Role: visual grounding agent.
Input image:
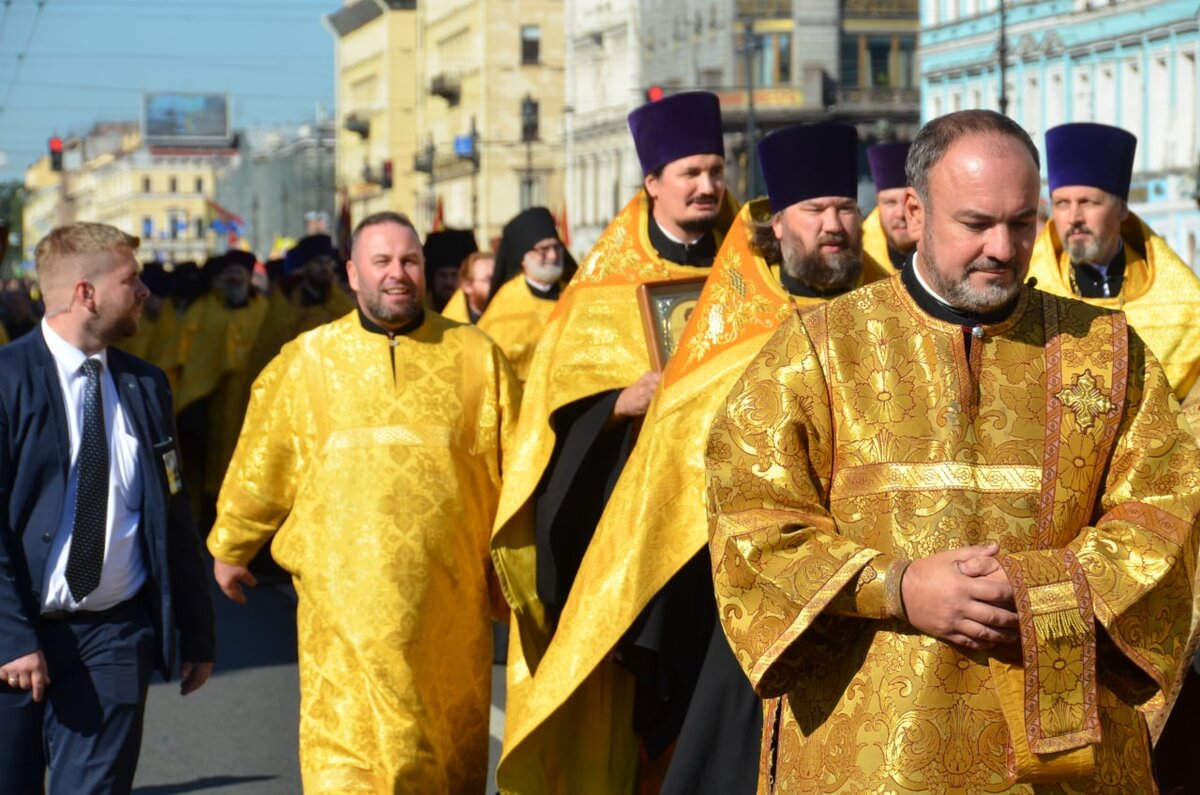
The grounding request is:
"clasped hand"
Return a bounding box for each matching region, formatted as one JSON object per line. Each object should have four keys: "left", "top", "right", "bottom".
{"left": 901, "top": 542, "right": 1019, "bottom": 651}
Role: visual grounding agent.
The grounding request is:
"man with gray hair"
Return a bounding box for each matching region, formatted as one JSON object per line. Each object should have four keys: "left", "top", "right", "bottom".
{"left": 0, "top": 222, "right": 214, "bottom": 793}
{"left": 706, "top": 110, "right": 1200, "bottom": 791}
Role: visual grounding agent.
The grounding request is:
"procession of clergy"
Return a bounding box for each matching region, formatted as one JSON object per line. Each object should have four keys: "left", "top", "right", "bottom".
{"left": 90, "top": 91, "right": 1200, "bottom": 793}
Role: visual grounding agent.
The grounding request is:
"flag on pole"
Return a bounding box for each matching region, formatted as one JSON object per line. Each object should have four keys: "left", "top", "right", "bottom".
{"left": 430, "top": 196, "right": 445, "bottom": 234}
{"left": 205, "top": 198, "right": 246, "bottom": 247}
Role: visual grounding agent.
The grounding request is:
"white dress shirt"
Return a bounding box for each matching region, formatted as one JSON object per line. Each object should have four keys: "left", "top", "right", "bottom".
{"left": 40, "top": 320, "right": 146, "bottom": 613}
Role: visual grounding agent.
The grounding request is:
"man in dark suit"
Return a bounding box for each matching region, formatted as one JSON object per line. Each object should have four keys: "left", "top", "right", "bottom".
{"left": 0, "top": 222, "right": 216, "bottom": 794}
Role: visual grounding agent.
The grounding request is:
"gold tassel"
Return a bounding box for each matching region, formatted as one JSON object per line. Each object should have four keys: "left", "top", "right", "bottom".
{"left": 1033, "top": 609, "right": 1090, "bottom": 643}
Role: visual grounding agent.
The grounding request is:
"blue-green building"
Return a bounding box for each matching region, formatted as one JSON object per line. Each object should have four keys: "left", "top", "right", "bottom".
{"left": 921, "top": 0, "right": 1200, "bottom": 270}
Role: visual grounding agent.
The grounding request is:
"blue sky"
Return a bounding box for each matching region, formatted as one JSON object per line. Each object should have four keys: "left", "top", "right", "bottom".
{"left": 0, "top": 0, "right": 335, "bottom": 183}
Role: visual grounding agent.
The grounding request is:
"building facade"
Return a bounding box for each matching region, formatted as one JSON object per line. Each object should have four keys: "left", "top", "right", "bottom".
{"left": 566, "top": 0, "right": 919, "bottom": 255}
{"left": 214, "top": 122, "right": 337, "bottom": 258}
{"left": 921, "top": 0, "right": 1200, "bottom": 269}
{"left": 325, "top": 0, "right": 421, "bottom": 224}
{"left": 326, "top": 0, "right": 567, "bottom": 247}
{"left": 22, "top": 122, "right": 235, "bottom": 264}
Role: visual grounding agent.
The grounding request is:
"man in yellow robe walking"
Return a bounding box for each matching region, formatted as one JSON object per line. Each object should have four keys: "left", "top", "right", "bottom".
{"left": 479, "top": 207, "right": 573, "bottom": 382}
{"left": 208, "top": 211, "right": 520, "bottom": 794}
{"left": 491, "top": 90, "right": 738, "bottom": 793}
{"left": 707, "top": 109, "right": 1200, "bottom": 793}
{"left": 1028, "top": 122, "right": 1200, "bottom": 400}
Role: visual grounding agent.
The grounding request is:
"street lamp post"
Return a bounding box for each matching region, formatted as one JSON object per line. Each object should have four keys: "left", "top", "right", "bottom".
{"left": 740, "top": 17, "right": 761, "bottom": 199}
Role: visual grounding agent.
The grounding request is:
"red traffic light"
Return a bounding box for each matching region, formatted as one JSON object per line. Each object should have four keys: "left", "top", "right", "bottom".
{"left": 49, "top": 136, "right": 63, "bottom": 154}
{"left": 645, "top": 85, "right": 665, "bottom": 102}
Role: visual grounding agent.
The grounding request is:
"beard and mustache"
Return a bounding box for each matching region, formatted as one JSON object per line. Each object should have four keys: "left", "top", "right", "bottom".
{"left": 921, "top": 230, "right": 1024, "bottom": 315}
{"left": 781, "top": 232, "right": 864, "bottom": 293}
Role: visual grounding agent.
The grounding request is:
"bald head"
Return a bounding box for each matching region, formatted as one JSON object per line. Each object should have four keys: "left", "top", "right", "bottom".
{"left": 35, "top": 223, "right": 140, "bottom": 306}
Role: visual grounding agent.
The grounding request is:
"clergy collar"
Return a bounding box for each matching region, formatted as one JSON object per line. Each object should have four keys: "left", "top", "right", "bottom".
{"left": 1070, "top": 246, "right": 1126, "bottom": 299}
{"left": 356, "top": 306, "right": 425, "bottom": 338}
{"left": 647, "top": 215, "right": 717, "bottom": 267}
{"left": 524, "top": 276, "right": 561, "bottom": 300}
{"left": 778, "top": 265, "right": 856, "bottom": 299}
{"left": 902, "top": 252, "right": 1020, "bottom": 327}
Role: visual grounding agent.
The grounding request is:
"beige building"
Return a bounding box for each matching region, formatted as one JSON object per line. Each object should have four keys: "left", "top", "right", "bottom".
{"left": 325, "top": 0, "right": 422, "bottom": 223}
{"left": 327, "top": 0, "right": 566, "bottom": 247}
{"left": 23, "top": 122, "right": 235, "bottom": 264}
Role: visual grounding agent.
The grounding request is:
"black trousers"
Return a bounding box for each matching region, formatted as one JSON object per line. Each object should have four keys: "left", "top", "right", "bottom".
{"left": 0, "top": 598, "right": 155, "bottom": 795}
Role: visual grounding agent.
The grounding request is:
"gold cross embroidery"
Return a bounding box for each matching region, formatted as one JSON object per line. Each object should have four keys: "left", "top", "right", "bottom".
{"left": 1056, "top": 369, "right": 1114, "bottom": 431}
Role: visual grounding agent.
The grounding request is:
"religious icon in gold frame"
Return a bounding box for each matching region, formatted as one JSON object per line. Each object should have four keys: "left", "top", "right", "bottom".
{"left": 637, "top": 276, "right": 708, "bottom": 372}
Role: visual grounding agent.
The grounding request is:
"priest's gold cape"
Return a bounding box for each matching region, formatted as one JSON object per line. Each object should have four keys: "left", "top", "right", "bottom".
{"left": 441, "top": 288, "right": 472, "bottom": 323}
{"left": 1028, "top": 211, "right": 1200, "bottom": 399}
{"left": 707, "top": 276, "right": 1200, "bottom": 793}
{"left": 477, "top": 276, "right": 559, "bottom": 382}
{"left": 208, "top": 311, "right": 520, "bottom": 794}
{"left": 489, "top": 189, "right": 737, "bottom": 792}
{"left": 861, "top": 206, "right": 902, "bottom": 276}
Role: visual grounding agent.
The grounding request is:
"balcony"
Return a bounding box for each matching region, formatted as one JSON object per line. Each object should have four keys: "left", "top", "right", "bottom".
{"left": 430, "top": 73, "right": 461, "bottom": 106}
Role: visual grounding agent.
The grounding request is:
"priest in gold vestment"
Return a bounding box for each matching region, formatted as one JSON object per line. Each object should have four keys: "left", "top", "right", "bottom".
{"left": 209, "top": 212, "right": 519, "bottom": 794}
{"left": 491, "top": 91, "right": 740, "bottom": 793}
{"left": 175, "top": 251, "right": 268, "bottom": 522}
{"left": 861, "top": 140, "right": 915, "bottom": 276}
{"left": 707, "top": 111, "right": 1200, "bottom": 793}
{"left": 478, "top": 207, "right": 573, "bottom": 382}
{"left": 1028, "top": 123, "right": 1200, "bottom": 400}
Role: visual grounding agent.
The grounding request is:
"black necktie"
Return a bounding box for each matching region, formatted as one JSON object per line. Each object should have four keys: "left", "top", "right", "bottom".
{"left": 66, "top": 358, "right": 108, "bottom": 601}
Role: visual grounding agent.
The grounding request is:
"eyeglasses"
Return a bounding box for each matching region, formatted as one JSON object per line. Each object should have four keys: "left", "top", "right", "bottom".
{"left": 529, "top": 242, "right": 562, "bottom": 259}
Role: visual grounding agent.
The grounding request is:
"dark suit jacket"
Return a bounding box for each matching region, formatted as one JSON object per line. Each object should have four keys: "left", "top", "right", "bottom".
{"left": 0, "top": 329, "right": 215, "bottom": 678}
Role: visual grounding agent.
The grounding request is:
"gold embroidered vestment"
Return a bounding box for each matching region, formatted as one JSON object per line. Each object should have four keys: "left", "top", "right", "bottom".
{"left": 706, "top": 279, "right": 1200, "bottom": 793}
{"left": 208, "top": 312, "right": 520, "bottom": 794}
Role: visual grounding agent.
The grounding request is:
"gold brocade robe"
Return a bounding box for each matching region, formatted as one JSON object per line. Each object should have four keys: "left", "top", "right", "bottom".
{"left": 208, "top": 311, "right": 520, "bottom": 794}
{"left": 490, "top": 188, "right": 739, "bottom": 793}
{"left": 706, "top": 277, "right": 1200, "bottom": 793}
{"left": 441, "top": 289, "right": 473, "bottom": 323}
{"left": 1028, "top": 211, "right": 1200, "bottom": 399}
{"left": 477, "top": 276, "right": 558, "bottom": 382}
{"left": 861, "top": 206, "right": 902, "bottom": 277}
{"left": 175, "top": 291, "right": 269, "bottom": 497}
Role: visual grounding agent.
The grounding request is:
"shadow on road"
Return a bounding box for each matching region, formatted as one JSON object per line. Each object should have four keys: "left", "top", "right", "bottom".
{"left": 134, "top": 774, "right": 278, "bottom": 793}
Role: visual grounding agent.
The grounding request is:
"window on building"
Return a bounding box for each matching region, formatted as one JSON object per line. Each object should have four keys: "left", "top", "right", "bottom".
{"left": 1178, "top": 52, "right": 1197, "bottom": 170}
{"left": 141, "top": 216, "right": 153, "bottom": 237}
{"left": 521, "top": 25, "right": 540, "bottom": 65}
{"left": 195, "top": 177, "right": 204, "bottom": 193}
{"left": 736, "top": 30, "right": 791, "bottom": 88}
{"left": 840, "top": 37, "right": 859, "bottom": 87}
{"left": 1149, "top": 55, "right": 1168, "bottom": 170}
{"left": 867, "top": 36, "right": 892, "bottom": 87}
{"left": 169, "top": 176, "right": 178, "bottom": 193}
{"left": 1047, "top": 71, "right": 1066, "bottom": 130}
{"left": 194, "top": 218, "right": 205, "bottom": 239}
{"left": 142, "top": 177, "right": 151, "bottom": 193}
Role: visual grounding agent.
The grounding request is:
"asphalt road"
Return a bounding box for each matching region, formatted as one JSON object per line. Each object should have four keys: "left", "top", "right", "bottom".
{"left": 131, "top": 578, "right": 506, "bottom": 794}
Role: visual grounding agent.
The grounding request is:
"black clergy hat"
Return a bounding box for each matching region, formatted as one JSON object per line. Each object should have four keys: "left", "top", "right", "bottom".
{"left": 138, "top": 261, "right": 172, "bottom": 297}
{"left": 488, "top": 207, "right": 577, "bottom": 301}
{"left": 1046, "top": 123, "right": 1137, "bottom": 200}
{"left": 423, "top": 229, "right": 478, "bottom": 283}
{"left": 284, "top": 234, "right": 338, "bottom": 275}
{"left": 867, "top": 141, "right": 911, "bottom": 192}
{"left": 757, "top": 122, "right": 859, "bottom": 213}
{"left": 628, "top": 91, "right": 725, "bottom": 175}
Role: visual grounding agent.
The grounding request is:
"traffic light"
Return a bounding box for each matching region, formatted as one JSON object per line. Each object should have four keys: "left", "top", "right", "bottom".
{"left": 49, "top": 136, "right": 63, "bottom": 171}
{"left": 645, "top": 85, "right": 665, "bottom": 103}
{"left": 381, "top": 160, "right": 394, "bottom": 189}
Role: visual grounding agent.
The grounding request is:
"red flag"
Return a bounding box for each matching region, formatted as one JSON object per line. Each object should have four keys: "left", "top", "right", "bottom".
{"left": 430, "top": 196, "right": 445, "bottom": 234}
{"left": 557, "top": 205, "right": 571, "bottom": 249}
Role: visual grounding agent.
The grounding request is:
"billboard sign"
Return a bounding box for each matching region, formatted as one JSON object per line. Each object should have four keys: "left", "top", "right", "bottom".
{"left": 143, "top": 93, "right": 231, "bottom": 147}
